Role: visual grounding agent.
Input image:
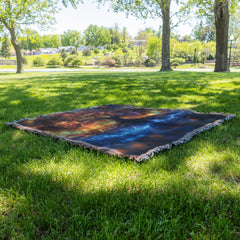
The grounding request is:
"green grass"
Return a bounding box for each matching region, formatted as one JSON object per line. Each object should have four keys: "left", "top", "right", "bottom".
{"left": 0, "top": 71, "right": 239, "bottom": 239}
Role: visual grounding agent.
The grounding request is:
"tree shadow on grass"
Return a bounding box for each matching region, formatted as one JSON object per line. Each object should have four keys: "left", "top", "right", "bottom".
{"left": 1, "top": 146, "right": 240, "bottom": 239}
{"left": 0, "top": 71, "right": 213, "bottom": 120}
{"left": 1, "top": 71, "right": 239, "bottom": 168}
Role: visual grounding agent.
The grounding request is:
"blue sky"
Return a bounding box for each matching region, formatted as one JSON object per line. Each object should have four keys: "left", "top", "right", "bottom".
{"left": 41, "top": 1, "right": 195, "bottom": 37}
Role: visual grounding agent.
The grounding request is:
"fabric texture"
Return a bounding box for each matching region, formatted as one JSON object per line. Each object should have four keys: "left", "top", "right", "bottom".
{"left": 5, "top": 105, "right": 235, "bottom": 162}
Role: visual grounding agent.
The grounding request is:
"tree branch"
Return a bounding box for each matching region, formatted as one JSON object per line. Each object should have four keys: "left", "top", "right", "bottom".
{"left": 0, "top": 17, "right": 11, "bottom": 30}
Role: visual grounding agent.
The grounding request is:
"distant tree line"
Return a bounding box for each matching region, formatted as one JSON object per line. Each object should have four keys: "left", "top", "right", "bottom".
{"left": 0, "top": 0, "right": 239, "bottom": 73}
{"left": 13, "top": 25, "right": 130, "bottom": 51}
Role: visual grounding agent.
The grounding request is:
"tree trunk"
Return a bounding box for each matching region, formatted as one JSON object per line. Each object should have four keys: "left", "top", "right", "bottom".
{"left": 214, "top": 0, "right": 229, "bottom": 72}
{"left": 160, "top": 0, "right": 172, "bottom": 71}
{"left": 9, "top": 27, "right": 24, "bottom": 73}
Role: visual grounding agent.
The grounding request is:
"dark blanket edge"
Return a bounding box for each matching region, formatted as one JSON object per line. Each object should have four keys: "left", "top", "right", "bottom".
{"left": 137, "top": 113, "right": 236, "bottom": 162}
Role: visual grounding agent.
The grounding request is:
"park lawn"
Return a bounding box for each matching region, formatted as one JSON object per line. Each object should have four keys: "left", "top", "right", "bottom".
{"left": 0, "top": 71, "right": 239, "bottom": 239}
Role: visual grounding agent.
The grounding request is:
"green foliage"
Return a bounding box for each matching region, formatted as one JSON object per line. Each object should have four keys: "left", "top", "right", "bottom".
{"left": 170, "top": 58, "right": 186, "bottom": 65}
{"left": 231, "top": 42, "right": 240, "bottom": 62}
{"left": 82, "top": 49, "right": 91, "bottom": 57}
{"left": 135, "top": 28, "right": 154, "bottom": 42}
{"left": 112, "top": 55, "right": 123, "bottom": 67}
{"left": 122, "top": 47, "right": 128, "bottom": 53}
{"left": 0, "top": 0, "right": 59, "bottom": 32}
{"left": 121, "top": 27, "right": 128, "bottom": 44}
{"left": 229, "top": 5, "right": 240, "bottom": 41}
{"left": 123, "top": 53, "right": 131, "bottom": 66}
{"left": 171, "top": 39, "right": 216, "bottom": 62}
{"left": 61, "top": 30, "right": 83, "bottom": 49}
{"left": 112, "top": 44, "right": 119, "bottom": 51}
{"left": 133, "top": 58, "right": 144, "bottom": 67}
{"left": 84, "top": 25, "right": 111, "bottom": 47}
{"left": 109, "top": 24, "right": 121, "bottom": 45}
{"left": 19, "top": 29, "right": 42, "bottom": 51}
{"left": 71, "top": 57, "right": 83, "bottom": 67}
{"left": 47, "top": 57, "right": 63, "bottom": 68}
{"left": 193, "top": 49, "right": 199, "bottom": 63}
{"left": 103, "top": 49, "right": 108, "bottom": 55}
{"left": 40, "top": 34, "right": 61, "bottom": 48}
{"left": 64, "top": 55, "right": 83, "bottom": 67}
{"left": 64, "top": 55, "right": 76, "bottom": 66}
{"left": 70, "top": 48, "right": 78, "bottom": 55}
{"left": 33, "top": 56, "right": 45, "bottom": 67}
{"left": 93, "top": 48, "right": 100, "bottom": 54}
{"left": 114, "top": 49, "right": 124, "bottom": 55}
{"left": 144, "top": 58, "right": 156, "bottom": 67}
{"left": 193, "top": 21, "right": 215, "bottom": 42}
{"left": 135, "top": 45, "right": 146, "bottom": 59}
{"left": 60, "top": 49, "right": 68, "bottom": 60}
{"left": 106, "top": 44, "right": 112, "bottom": 51}
{"left": 146, "top": 36, "right": 161, "bottom": 63}
{"left": 0, "top": 37, "right": 11, "bottom": 59}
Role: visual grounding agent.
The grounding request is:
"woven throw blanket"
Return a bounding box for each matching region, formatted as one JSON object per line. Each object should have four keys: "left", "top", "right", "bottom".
{"left": 5, "top": 105, "right": 235, "bottom": 162}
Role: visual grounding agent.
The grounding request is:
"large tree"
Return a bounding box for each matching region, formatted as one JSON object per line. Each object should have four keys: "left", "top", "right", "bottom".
{"left": 0, "top": 0, "right": 82, "bottom": 73}
{"left": 97, "top": 0, "right": 179, "bottom": 71}
{"left": 188, "top": 0, "right": 239, "bottom": 72}
{"left": 214, "top": 0, "right": 229, "bottom": 72}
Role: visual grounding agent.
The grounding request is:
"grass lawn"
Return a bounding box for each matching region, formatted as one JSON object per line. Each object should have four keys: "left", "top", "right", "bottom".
{"left": 0, "top": 71, "right": 239, "bottom": 239}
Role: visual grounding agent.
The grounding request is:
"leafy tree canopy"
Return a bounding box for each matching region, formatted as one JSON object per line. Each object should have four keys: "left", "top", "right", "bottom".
{"left": 0, "top": 0, "right": 60, "bottom": 32}
{"left": 61, "top": 30, "right": 83, "bottom": 48}
{"left": 84, "top": 25, "right": 111, "bottom": 47}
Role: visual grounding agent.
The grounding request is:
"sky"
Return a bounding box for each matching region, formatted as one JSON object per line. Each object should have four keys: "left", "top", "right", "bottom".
{"left": 40, "top": 1, "right": 195, "bottom": 37}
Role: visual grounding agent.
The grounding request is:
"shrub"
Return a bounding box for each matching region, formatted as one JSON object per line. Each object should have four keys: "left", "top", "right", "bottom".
{"left": 106, "top": 45, "right": 112, "bottom": 51}
{"left": 64, "top": 56, "right": 75, "bottom": 66}
{"left": 33, "top": 56, "right": 45, "bottom": 67}
{"left": 112, "top": 44, "right": 119, "bottom": 51}
{"left": 123, "top": 53, "right": 130, "bottom": 67}
{"left": 170, "top": 58, "right": 185, "bottom": 65}
{"left": 112, "top": 55, "right": 123, "bottom": 67}
{"left": 102, "top": 57, "right": 116, "bottom": 67}
{"left": 122, "top": 47, "right": 128, "bottom": 53}
{"left": 70, "top": 48, "right": 78, "bottom": 55}
{"left": 82, "top": 49, "right": 91, "bottom": 57}
{"left": 144, "top": 58, "right": 156, "bottom": 67}
{"left": 47, "top": 57, "right": 62, "bottom": 68}
{"left": 103, "top": 49, "right": 108, "bottom": 55}
{"left": 71, "top": 57, "right": 83, "bottom": 67}
{"left": 94, "top": 48, "right": 99, "bottom": 54}
{"left": 129, "top": 43, "right": 134, "bottom": 50}
{"left": 133, "top": 58, "right": 143, "bottom": 67}
{"left": 60, "top": 49, "right": 68, "bottom": 60}
{"left": 114, "top": 49, "right": 124, "bottom": 55}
